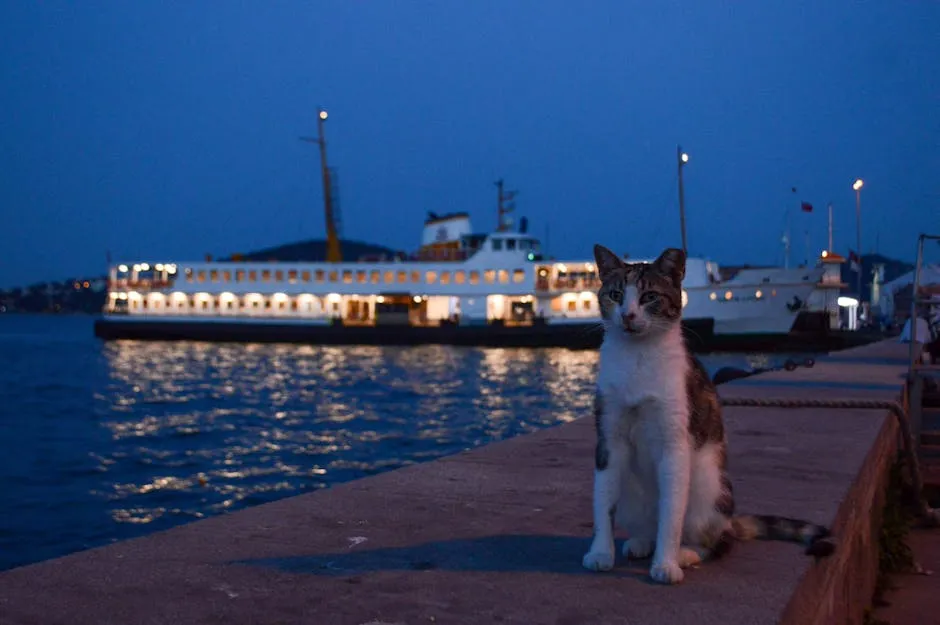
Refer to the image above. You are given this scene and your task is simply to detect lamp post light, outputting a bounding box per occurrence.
[852,178,864,300]
[677,146,690,255]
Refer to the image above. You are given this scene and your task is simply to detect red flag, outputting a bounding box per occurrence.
[801,202,813,212]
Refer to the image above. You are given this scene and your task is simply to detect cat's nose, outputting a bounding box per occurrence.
[621,311,636,328]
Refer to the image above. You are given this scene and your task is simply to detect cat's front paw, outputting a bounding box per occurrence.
[582,550,616,572]
[650,559,684,584]
[622,538,654,559]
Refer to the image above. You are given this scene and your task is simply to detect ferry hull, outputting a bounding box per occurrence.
[92,316,881,353]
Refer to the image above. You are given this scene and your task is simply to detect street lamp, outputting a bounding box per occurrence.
[853,178,864,300]
[677,146,690,255]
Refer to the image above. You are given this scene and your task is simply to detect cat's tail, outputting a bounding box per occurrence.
[730,514,836,558]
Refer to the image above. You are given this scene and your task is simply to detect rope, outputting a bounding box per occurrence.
[720,396,940,527]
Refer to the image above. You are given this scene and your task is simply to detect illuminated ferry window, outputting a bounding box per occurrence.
[498,270,509,284]
[185,268,194,283]
[235,270,245,282]
[301,270,311,282]
[484,270,495,284]
[196,270,205,283]
[370,270,380,284]
[454,271,466,284]
[469,271,480,285]
[426,271,438,284]
[411,270,420,283]
[248,270,257,282]
[384,270,394,283]
[209,270,219,282]
[288,270,298,284]
[567,300,577,312]
[397,270,407,283]
[262,270,271,282]
[275,270,284,281]
[328,270,338,282]
[356,270,367,284]
[512,269,525,283]
[440,271,451,285]
[315,270,325,282]
[222,270,231,283]
[343,271,353,284]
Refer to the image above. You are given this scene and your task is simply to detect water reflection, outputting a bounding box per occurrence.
[96,341,612,531]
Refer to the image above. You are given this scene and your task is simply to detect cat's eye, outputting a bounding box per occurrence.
[608,289,624,304]
[639,292,658,305]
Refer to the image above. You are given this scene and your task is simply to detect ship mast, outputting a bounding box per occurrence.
[495,178,517,232]
[300,107,342,262]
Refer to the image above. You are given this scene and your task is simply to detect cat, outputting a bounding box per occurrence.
[581,244,835,585]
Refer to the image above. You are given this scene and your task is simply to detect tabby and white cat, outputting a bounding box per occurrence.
[582,244,835,584]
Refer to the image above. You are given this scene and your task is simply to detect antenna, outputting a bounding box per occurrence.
[495,178,517,232]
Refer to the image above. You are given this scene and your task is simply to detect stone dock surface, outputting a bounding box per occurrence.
[0,340,914,625]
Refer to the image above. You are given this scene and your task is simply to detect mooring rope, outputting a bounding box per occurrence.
[719,396,940,526]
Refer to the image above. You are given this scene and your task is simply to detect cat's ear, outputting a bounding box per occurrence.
[653,247,686,286]
[593,244,625,280]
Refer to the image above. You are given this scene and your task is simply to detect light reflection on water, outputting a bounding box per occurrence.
[0,315,806,571]
[96,342,601,528]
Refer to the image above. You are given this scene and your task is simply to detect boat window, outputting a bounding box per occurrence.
[248,270,257,282]
[484,270,495,284]
[384,270,394,283]
[275,270,284,281]
[288,270,298,284]
[197,270,206,283]
[343,271,353,284]
[315,270,325,283]
[370,270,380,284]
[236,270,245,282]
[426,271,438,284]
[261,270,271,282]
[498,270,509,284]
[512,269,525,283]
[328,270,338,282]
[492,239,503,251]
[357,270,367,284]
[222,270,231,282]
[506,239,517,250]
[469,271,480,285]
[397,270,407,283]
[210,270,219,282]
[411,270,420,283]
[301,270,311,282]
[440,271,451,285]
[454,271,466,284]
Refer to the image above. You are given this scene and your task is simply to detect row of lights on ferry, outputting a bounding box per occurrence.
[707,289,774,301]
[116,263,177,274]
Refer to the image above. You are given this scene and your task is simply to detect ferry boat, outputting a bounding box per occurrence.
[93,112,827,351]
[94,209,823,351]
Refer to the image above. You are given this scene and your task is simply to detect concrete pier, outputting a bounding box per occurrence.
[0,340,915,625]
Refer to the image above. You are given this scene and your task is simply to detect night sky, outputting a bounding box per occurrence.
[2,1,938,288]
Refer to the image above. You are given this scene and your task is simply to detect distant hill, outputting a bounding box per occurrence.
[224,239,399,262]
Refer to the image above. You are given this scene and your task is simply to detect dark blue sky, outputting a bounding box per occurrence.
[2,1,938,287]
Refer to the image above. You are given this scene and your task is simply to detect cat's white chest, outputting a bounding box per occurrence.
[597,340,680,408]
